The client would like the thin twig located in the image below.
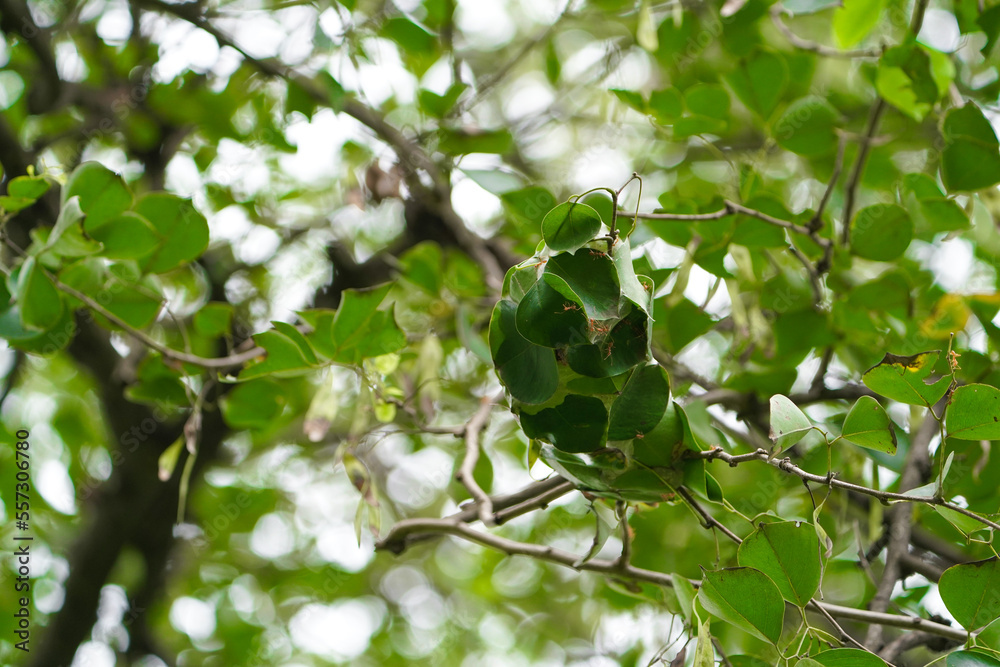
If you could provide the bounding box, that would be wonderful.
[788,243,823,304]
[375,517,968,643]
[677,486,743,544]
[809,347,835,397]
[454,393,503,526]
[769,6,883,59]
[694,447,1000,532]
[809,600,876,653]
[134,0,506,291]
[616,501,633,570]
[629,200,833,250]
[450,0,574,118]
[840,98,887,245]
[813,132,847,230]
[53,276,263,369]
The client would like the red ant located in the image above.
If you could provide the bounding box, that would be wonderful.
[561,303,580,312]
[589,319,610,335]
[589,249,607,258]
[634,432,644,440]
[603,339,615,359]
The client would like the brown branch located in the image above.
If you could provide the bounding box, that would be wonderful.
[864,410,935,649]
[132,0,506,292]
[454,393,503,526]
[769,6,883,59]
[677,486,743,544]
[630,200,833,249]
[693,447,1000,532]
[840,98,887,245]
[381,475,576,553]
[376,515,968,643]
[52,276,264,369]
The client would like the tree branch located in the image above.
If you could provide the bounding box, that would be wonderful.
[693,447,1000,531]
[840,98,887,245]
[864,409,935,649]
[769,6,882,59]
[629,199,833,249]
[376,516,968,643]
[131,0,506,292]
[454,393,503,526]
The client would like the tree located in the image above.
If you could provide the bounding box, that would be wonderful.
[1,0,1000,664]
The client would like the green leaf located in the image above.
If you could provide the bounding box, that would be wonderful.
[685,84,730,120]
[124,355,188,408]
[902,173,969,236]
[545,251,622,321]
[133,194,210,273]
[940,105,1000,192]
[542,201,603,253]
[514,273,589,348]
[101,273,164,330]
[611,88,646,112]
[519,394,608,453]
[980,5,1000,55]
[674,115,727,138]
[87,212,163,259]
[947,651,1000,667]
[382,16,435,53]
[240,323,320,380]
[221,378,286,429]
[316,71,346,111]
[946,384,1000,440]
[727,51,788,118]
[574,501,618,565]
[850,204,913,261]
[8,174,51,201]
[43,196,88,251]
[608,364,670,440]
[934,505,992,537]
[940,558,1000,631]
[811,650,887,667]
[653,298,715,354]
[301,284,407,365]
[698,567,785,644]
[193,302,233,338]
[63,162,133,230]
[693,617,714,667]
[876,44,939,121]
[841,395,897,454]
[439,128,513,155]
[418,83,466,119]
[462,168,522,196]
[632,402,686,467]
[488,299,559,404]
[158,436,185,481]
[769,394,813,448]
[501,187,557,229]
[737,521,821,606]
[16,256,63,331]
[729,658,772,667]
[566,308,651,378]
[674,574,697,625]
[0,195,38,213]
[862,351,951,407]
[833,0,886,47]
[649,87,683,121]
[611,238,652,315]
[774,97,840,156]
